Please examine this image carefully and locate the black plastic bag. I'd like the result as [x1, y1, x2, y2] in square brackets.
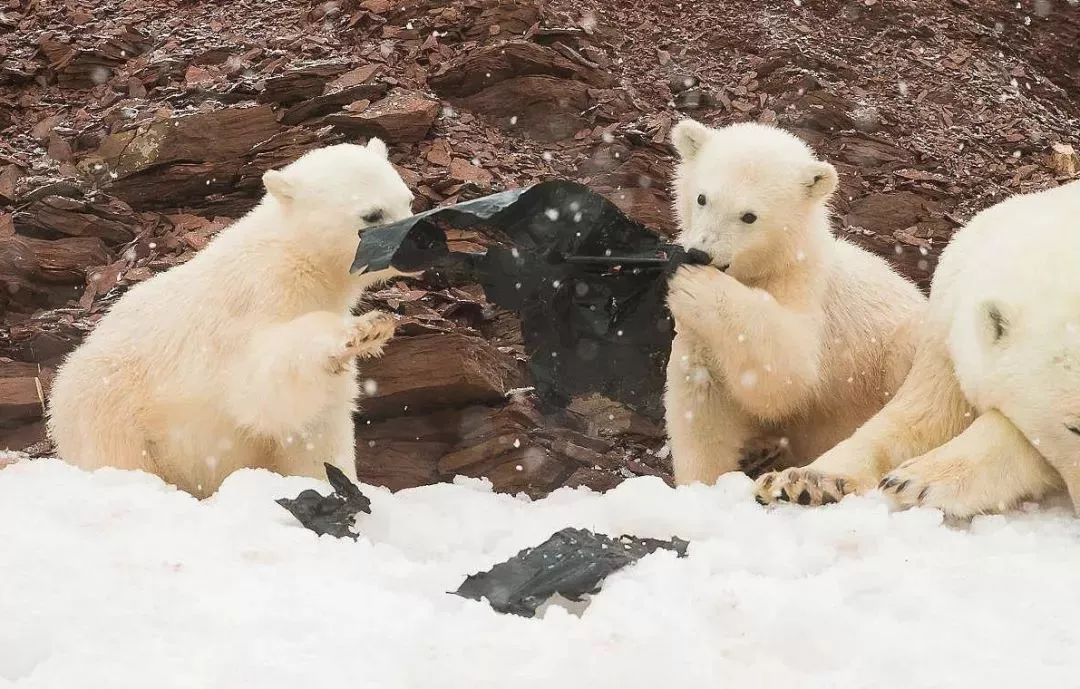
[276, 463, 372, 539]
[454, 527, 689, 617]
[351, 180, 711, 419]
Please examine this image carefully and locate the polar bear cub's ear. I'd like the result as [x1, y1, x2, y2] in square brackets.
[671, 119, 711, 160]
[367, 137, 389, 159]
[980, 300, 1011, 345]
[804, 160, 838, 201]
[263, 169, 296, 203]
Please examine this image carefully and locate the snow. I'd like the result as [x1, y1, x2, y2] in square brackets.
[2, 458, 1080, 689]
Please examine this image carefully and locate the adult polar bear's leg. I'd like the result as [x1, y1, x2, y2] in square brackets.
[878, 409, 1062, 517]
[754, 334, 972, 504]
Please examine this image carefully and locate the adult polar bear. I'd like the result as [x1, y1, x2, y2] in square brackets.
[48, 140, 412, 498]
[664, 120, 926, 493]
[756, 180, 1080, 517]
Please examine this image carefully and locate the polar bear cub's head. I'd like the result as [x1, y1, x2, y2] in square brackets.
[261, 139, 413, 235]
[670, 120, 837, 273]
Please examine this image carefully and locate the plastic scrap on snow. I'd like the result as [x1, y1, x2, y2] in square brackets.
[276, 463, 372, 539]
[453, 527, 689, 617]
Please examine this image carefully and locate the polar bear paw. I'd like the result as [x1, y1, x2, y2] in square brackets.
[329, 311, 396, 371]
[878, 457, 983, 517]
[738, 437, 792, 479]
[753, 468, 852, 506]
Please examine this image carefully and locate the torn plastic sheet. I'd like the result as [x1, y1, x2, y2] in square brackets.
[351, 180, 712, 419]
[276, 463, 372, 539]
[453, 527, 689, 617]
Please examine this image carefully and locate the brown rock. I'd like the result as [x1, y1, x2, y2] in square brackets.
[426, 139, 453, 167]
[80, 109, 328, 214]
[456, 75, 591, 142]
[2, 318, 88, 364]
[429, 40, 613, 99]
[0, 165, 22, 203]
[44, 28, 150, 89]
[30, 114, 64, 142]
[18, 236, 111, 284]
[14, 193, 143, 245]
[484, 447, 569, 498]
[357, 332, 521, 419]
[566, 394, 664, 439]
[184, 65, 214, 87]
[831, 135, 913, 169]
[1049, 143, 1078, 177]
[845, 192, 944, 234]
[256, 62, 351, 104]
[448, 158, 494, 186]
[0, 421, 47, 452]
[279, 83, 389, 125]
[354, 410, 458, 491]
[563, 466, 623, 492]
[792, 91, 858, 132]
[80, 104, 282, 182]
[0, 376, 45, 424]
[326, 89, 439, 143]
[327, 65, 382, 91]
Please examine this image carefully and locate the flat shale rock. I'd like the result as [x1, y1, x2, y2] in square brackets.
[358, 332, 520, 419]
[0, 420, 46, 452]
[0, 234, 109, 310]
[14, 192, 143, 245]
[256, 62, 352, 105]
[279, 83, 389, 126]
[325, 89, 438, 143]
[429, 40, 613, 98]
[0, 365, 48, 424]
[80, 112, 329, 213]
[79, 104, 282, 182]
[455, 75, 592, 142]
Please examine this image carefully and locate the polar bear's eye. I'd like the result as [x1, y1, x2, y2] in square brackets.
[741, 212, 758, 224]
[362, 210, 385, 224]
[696, 194, 706, 206]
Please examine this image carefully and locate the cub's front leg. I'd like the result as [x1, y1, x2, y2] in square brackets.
[226, 310, 396, 437]
[667, 265, 822, 421]
[665, 332, 755, 486]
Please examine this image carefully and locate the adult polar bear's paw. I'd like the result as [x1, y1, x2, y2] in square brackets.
[878, 410, 1062, 518]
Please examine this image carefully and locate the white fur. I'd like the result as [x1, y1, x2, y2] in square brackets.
[47, 140, 413, 498]
[664, 121, 926, 489]
[759, 179, 1080, 517]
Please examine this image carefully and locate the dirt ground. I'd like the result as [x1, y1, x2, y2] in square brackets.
[1, 0, 1078, 495]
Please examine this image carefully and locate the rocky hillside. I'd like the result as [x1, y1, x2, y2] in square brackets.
[1, 0, 1078, 495]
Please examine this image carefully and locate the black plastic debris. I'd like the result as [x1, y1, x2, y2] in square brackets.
[351, 180, 712, 419]
[453, 527, 689, 617]
[276, 463, 372, 539]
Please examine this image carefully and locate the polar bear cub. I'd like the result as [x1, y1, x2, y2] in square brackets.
[756, 179, 1080, 517]
[665, 120, 926, 496]
[48, 140, 413, 498]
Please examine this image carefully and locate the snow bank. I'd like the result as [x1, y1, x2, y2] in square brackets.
[2, 458, 1079, 689]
